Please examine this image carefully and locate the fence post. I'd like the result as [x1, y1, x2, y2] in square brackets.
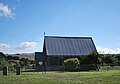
[3, 66, 8, 75]
[16, 66, 20, 75]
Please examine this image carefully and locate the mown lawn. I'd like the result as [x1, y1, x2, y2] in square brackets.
[0, 67, 120, 84]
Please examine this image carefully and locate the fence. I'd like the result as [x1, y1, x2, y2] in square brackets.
[2, 66, 21, 75]
[35, 64, 120, 71]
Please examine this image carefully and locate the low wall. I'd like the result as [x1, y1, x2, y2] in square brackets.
[46, 66, 65, 71]
[35, 65, 65, 71]
[35, 65, 98, 71]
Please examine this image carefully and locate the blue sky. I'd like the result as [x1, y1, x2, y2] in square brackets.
[0, 0, 120, 54]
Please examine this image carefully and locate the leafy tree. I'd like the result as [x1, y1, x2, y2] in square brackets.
[8, 60, 17, 72]
[13, 56, 20, 60]
[5, 55, 13, 60]
[80, 51, 99, 64]
[19, 58, 30, 68]
[79, 51, 104, 71]
[64, 58, 80, 71]
[104, 54, 119, 66]
[0, 58, 9, 70]
[19, 61, 25, 68]
[98, 54, 105, 64]
[0, 52, 5, 59]
[0, 52, 20, 71]
[0, 58, 8, 66]
[0, 52, 7, 70]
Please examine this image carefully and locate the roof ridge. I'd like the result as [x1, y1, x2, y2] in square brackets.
[45, 36, 92, 39]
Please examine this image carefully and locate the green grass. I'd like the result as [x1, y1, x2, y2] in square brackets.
[0, 67, 120, 84]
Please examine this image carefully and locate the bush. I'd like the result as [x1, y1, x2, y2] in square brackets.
[64, 58, 80, 71]
[104, 54, 119, 66]
[79, 51, 102, 71]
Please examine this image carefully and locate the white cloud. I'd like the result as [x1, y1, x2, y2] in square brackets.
[16, 42, 37, 50]
[0, 43, 11, 50]
[96, 46, 120, 54]
[0, 3, 15, 18]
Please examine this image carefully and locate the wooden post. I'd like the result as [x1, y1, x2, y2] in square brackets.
[16, 66, 20, 75]
[3, 66, 8, 75]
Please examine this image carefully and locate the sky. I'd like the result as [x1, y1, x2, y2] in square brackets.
[0, 0, 120, 54]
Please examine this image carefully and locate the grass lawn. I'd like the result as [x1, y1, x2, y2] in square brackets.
[0, 67, 120, 84]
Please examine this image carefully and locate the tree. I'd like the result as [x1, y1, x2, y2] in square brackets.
[79, 51, 104, 71]
[19, 58, 30, 68]
[0, 52, 7, 70]
[64, 58, 80, 71]
[0, 52, 5, 59]
[104, 54, 119, 66]
[98, 54, 105, 65]
[5, 55, 13, 60]
[80, 51, 99, 64]
[13, 56, 20, 60]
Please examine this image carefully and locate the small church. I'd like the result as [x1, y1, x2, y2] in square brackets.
[35, 36, 97, 71]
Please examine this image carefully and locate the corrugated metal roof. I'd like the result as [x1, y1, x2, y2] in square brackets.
[44, 36, 97, 56]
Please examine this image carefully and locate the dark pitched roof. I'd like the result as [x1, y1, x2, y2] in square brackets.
[44, 36, 97, 56]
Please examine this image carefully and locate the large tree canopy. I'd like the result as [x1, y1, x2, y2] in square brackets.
[0, 52, 5, 59]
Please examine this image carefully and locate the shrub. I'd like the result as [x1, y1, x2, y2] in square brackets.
[79, 51, 102, 71]
[64, 58, 80, 71]
[104, 54, 119, 66]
